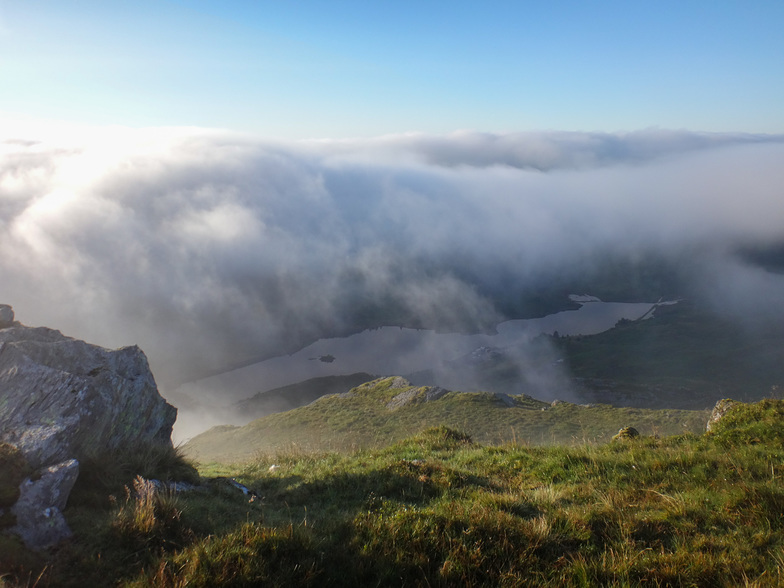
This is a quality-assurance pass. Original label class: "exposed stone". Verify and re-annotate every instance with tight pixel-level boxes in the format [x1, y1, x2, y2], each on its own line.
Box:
[612, 426, 640, 441]
[707, 398, 738, 432]
[387, 385, 449, 410]
[0, 318, 177, 549]
[388, 376, 410, 389]
[0, 305, 14, 328]
[494, 393, 517, 408]
[10, 459, 79, 550]
[0, 324, 177, 469]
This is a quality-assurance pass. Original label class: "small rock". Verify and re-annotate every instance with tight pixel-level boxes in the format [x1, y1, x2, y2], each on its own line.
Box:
[0, 304, 14, 328]
[612, 426, 640, 441]
[494, 393, 517, 408]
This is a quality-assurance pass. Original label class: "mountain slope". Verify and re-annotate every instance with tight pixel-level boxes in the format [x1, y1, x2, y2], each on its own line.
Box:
[183, 376, 708, 463]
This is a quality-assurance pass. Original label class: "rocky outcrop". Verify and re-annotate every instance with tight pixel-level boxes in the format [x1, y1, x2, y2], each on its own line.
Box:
[0, 307, 177, 549]
[0, 323, 176, 469]
[386, 383, 449, 410]
[706, 398, 738, 432]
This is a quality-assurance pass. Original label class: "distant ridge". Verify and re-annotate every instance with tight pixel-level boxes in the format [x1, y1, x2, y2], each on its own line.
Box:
[185, 376, 708, 462]
[235, 372, 377, 420]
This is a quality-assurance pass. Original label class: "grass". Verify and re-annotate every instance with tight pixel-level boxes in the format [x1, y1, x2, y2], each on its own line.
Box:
[182, 377, 709, 462]
[3, 398, 784, 586]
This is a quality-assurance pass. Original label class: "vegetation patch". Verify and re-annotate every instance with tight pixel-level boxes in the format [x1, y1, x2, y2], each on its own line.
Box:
[5, 398, 784, 586]
[183, 377, 709, 462]
[707, 398, 784, 446]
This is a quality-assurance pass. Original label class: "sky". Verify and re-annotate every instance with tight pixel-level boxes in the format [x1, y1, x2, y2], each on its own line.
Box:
[2, 0, 784, 137]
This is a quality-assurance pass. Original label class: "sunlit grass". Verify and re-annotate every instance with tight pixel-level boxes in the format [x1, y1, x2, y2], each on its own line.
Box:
[183, 376, 709, 462]
[4, 399, 784, 586]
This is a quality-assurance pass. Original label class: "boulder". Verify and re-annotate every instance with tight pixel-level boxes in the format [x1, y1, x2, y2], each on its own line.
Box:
[0, 324, 177, 469]
[9, 459, 79, 550]
[0, 314, 177, 549]
[0, 304, 14, 328]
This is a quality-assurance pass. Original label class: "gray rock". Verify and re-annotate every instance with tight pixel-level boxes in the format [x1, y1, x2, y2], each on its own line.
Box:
[494, 393, 517, 408]
[388, 376, 410, 389]
[706, 398, 738, 432]
[10, 459, 79, 550]
[387, 385, 449, 410]
[0, 325, 177, 469]
[0, 305, 14, 328]
[612, 426, 640, 441]
[0, 323, 177, 549]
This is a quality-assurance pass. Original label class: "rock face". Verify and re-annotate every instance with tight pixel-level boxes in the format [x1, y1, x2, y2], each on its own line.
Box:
[0, 324, 177, 469]
[0, 310, 177, 549]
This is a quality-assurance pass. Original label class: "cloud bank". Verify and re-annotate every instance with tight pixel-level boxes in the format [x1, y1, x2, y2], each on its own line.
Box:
[2, 127, 783, 389]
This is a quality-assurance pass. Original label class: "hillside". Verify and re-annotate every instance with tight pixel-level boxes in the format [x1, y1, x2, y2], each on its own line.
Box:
[183, 376, 708, 463]
[555, 301, 784, 408]
[4, 399, 784, 587]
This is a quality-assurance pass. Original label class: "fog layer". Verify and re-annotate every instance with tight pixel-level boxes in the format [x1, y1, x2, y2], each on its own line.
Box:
[1, 128, 783, 389]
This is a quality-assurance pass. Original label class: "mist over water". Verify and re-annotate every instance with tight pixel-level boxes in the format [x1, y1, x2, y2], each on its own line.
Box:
[2, 126, 784, 436]
[170, 298, 671, 440]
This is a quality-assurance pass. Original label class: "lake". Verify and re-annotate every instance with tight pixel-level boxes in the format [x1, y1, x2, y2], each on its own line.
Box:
[174, 296, 674, 414]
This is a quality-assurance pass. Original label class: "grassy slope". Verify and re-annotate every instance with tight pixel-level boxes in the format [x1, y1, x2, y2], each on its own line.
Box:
[183, 377, 708, 463]
[5, 399, 784, 587]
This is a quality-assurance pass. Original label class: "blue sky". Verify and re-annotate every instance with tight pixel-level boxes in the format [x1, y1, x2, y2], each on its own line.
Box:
[2, 0, 783, 138]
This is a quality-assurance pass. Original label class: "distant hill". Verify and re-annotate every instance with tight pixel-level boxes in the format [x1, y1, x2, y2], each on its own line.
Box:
[183, 376, 708, 463]
[553, 301, 784, 409]
[404, 301, 784, 411]
[235, 372, 377, 421]
[184, 301, 784, 463]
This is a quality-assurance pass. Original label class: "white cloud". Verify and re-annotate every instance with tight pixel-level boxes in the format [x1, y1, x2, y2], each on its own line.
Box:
[1, 125, 783, 389]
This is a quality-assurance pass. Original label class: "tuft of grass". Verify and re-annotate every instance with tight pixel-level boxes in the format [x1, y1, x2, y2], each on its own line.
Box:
[111, 476, 191, 555]
[70, 442, 199, 508]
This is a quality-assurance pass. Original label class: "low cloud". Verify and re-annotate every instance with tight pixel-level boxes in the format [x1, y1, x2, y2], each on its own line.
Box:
[1, 128, 783, 391]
